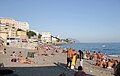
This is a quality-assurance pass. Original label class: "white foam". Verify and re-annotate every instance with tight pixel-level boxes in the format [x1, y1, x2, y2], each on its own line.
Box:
[108, 55, 120, 57]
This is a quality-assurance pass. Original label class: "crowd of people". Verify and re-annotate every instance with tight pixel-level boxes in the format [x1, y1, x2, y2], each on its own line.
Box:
[66, 48, 84, 69]
[65, 47, 86, 76]
[66, 47, 119, 70]
[10, 51, 35, 64]
[65, 47, 120, 76]
[85, 51, 119, 69]
[9, 42, 63, 65]
[2, 43, 120, 76]
[36, 43, 62, 56]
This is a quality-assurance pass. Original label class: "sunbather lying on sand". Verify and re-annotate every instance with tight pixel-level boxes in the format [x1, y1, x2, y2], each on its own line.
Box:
[17, 57, 35, 64]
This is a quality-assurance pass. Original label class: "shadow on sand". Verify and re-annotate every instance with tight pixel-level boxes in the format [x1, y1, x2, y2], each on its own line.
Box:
[0, 62, 94, 76]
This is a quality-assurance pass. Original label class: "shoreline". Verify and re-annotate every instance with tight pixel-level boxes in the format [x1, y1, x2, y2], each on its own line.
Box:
[59, 43, 120, 56]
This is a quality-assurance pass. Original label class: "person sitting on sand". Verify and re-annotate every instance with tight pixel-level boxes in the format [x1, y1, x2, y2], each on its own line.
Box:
[11, 51, 17, 57]
[99, 58, 106, 68]
[111, 59, 118, 68]
[99, 59, 104, 68]
[18, 51, 23, 57]
[92, 51, 97, 61]
[97, 51, 102, 59]
[74, 66, 86, 76]
[107, 59, 114, 69]
[62, 48, 67, 53]
[86, 53, 91, 60]
[25, 57, 35, 64]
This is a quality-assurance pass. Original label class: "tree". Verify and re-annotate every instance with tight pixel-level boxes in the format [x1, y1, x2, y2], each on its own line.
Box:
[17, 28, 24, 31]
[63, 39, 72, 43]
[27, 31, 36, 38]
[65, 39, 69, 43]
[38, 34, 42, 39]
[56, 37, 60, 42]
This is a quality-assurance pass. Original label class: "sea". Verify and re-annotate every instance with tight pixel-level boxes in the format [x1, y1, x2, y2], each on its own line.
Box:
[60, 43, 120, 55]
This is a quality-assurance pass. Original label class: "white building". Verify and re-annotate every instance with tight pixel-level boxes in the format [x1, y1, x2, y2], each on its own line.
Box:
[0, 18, 29, 42]
[17, 22, 29, 31]
[51, 37, 58, 43]
[0, 18, 29, 31]
[41, 32, 52, 43]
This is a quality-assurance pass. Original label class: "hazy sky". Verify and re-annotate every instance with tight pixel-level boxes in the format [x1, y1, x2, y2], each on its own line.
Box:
[0, 0, 120, 42]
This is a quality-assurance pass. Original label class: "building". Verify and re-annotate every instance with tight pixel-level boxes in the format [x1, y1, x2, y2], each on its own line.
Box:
[51, 36, 58, 43]
[0, 18, 29, 40]
[16, 21, 29, 31]
[17, 30, 27, 37]
[0, 18, 29, 31]
[51, 35, 60, 43]
[41, 32, 52, 43]
[29, 36, 38, 42]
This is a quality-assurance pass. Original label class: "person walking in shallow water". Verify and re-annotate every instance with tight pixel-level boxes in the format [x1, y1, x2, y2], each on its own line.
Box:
[74, 66, 86, 76]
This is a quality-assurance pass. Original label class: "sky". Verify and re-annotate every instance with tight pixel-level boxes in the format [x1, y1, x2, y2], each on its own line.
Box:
[0, 0, 120, 43]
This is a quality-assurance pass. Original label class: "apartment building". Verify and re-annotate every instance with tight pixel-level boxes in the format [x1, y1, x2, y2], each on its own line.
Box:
[41, 32, 52, 43]
[0, 18, 29, 40]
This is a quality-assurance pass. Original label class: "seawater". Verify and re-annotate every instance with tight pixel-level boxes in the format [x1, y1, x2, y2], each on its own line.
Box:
[60, 43, 120, 55]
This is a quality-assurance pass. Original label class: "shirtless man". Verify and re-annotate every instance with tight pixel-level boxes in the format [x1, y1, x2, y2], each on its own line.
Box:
[66, 48, 74, 69]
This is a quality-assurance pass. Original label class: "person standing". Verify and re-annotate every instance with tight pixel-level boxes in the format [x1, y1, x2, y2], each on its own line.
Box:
[66, 48, 73, 69]
[78, 50, 84, 67]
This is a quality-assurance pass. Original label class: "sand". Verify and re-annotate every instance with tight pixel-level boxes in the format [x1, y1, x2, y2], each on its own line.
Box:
[0, 44, 116, 76]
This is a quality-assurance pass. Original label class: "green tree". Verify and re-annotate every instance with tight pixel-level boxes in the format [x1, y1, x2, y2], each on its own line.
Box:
[27, 31, 36, 38]
[38, 34, 42, 39]
[65, 39, 69, 43]
[56, 37, 60, 42]
[17, 28, 24, 31]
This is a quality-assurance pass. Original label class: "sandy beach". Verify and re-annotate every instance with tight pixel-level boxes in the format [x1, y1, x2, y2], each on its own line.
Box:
[0, 44, 118, 76]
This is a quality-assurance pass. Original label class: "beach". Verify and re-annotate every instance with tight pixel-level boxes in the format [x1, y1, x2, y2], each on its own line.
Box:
[0, 43, 118, 76]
